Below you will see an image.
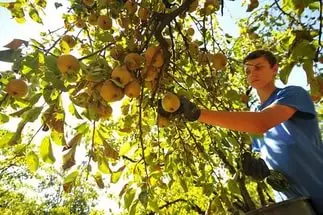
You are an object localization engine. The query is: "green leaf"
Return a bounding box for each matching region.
[111,166,125,183]
[0,113,9,124]
[35,0,47,8]
[124,188,136,209]
[51,130,66,146]
[93,172,105,189]
[63,170,79,192]
[279,63,295,84]
[98,156,111,174]
[0,49,21,62]
[62,146,77,171]
[26,151,39,172]
[40,136,56,164]
[129,200,138,215]
[22,106,43,122]
[291,40,316,60]
[68,103,83,119]
[303,60,315,83]
[119,142,132,156]
[138,190,148,208]
[28,8,43,24]
[227,179,240,195]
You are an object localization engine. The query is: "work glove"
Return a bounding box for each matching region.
[241,152,271,181]
[157,96,201,121]
[266,170,290,192]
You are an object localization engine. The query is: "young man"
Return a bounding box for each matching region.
[158,50,323,214]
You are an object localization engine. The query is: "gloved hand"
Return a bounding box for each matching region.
[157,96,201,121]
[241,152,270,181]
[266,170,290,192]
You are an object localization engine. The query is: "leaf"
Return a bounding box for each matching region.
[50,130,66,146]
[40,136,56,164]
[35,0,47,8]
[111,166,125,183]
[63,170,79,193]
[124,188,136,209]
[129,200,138,215]
[103,141,119,160]
[279,62,295,84]
[62,144,77,171]
[54,2,63,9]
[119,142,132,156]
[303,60,315,83]
[227,179,240,195]
[26,151,39,172]
[0,113,9,124]
[291,39,316,60]
[0,130,14,148]
[4,39,28,49]
[28,8,43,24]
[93,172,105,189]
[22,106,43,122]
[0,49,21,62]
[138,190,148,208]
[68,103,83,119]
[66,133,83,149]
[98,156,111,174]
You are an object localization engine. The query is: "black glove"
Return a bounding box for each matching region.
[266,170,290,192]
[157,96,201,122]
[178,96,201,121]
[241,152,270,181]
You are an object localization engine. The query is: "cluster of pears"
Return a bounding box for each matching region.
[5,79,28,98]
[158,92,181,128]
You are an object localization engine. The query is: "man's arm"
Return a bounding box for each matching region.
[198,104,297,134]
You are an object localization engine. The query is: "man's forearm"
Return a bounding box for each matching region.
[197,109,268,134]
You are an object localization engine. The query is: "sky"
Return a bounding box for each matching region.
[0,0,309,213]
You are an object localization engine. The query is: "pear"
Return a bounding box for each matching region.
[124,53,142,70]
[6,79,28,98]
[61,35,76,48]
[157,116,170,127]
[124,0,137,14]
[144,66,158,81]
[111,66,133,85]
[98,15,112,30]
[162,92,180,113]
[210,53,227,70]
[125,79,141,98]
[138,7,149,20]
[57,55,80,73]
[100,80,124,102]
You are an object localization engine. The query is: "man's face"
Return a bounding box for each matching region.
[244,57,278,89]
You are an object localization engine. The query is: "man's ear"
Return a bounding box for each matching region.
[273,64,279,76]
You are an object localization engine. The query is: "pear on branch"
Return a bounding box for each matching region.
[125,79,141,98]
[61,35,76,48]
[162,92,180,113]
[6,79,28,98]
[111,65,133,85]
[100,80,124,102]
[124,53,142,71]
[145,46,164,68]
[97,15,112,30]
[138,7,149,20]
[56,55,80,74]
[210,53,227,70]
[157,115,170,127]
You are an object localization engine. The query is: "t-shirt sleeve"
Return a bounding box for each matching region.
[272,86,316,119]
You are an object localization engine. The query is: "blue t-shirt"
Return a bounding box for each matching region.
[251,86,323,214]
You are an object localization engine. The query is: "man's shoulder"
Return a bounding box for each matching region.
[276,85,309,97]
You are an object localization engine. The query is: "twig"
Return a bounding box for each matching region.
[78,43,114,61]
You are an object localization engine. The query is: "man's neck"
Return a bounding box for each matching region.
[256,83,277,104]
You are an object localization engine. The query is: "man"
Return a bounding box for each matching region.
[158,50,323,214]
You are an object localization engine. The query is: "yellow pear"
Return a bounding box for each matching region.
[111,66,133,85]
[189,41,199,57]
[162,92,180,113]
[187,27,195,36]
[124,53,142,70]
[211,53,227,70]
[88,13,98,25]
[204,0,219,15]
[110,45,124,60]
[100,80,124,102]
[145,46,160,65]
[152,52,164,68]
[144,66,158,81]
[97,15,112,30]
[6,79,28,98]
[57,55,80,73]
[83,0,95,6]
[98,104,113,119]
[124,0,137,14]
[61,35,76,48]
[75,18,86,28]
[125,79,141,98]
[138,7,149,20]
[157,116,170,127]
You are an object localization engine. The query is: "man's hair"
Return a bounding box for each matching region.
[243,50,277,67]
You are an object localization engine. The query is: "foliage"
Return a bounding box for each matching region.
[0,0,322,214]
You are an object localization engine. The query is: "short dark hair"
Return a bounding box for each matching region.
[243,50,277,67]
